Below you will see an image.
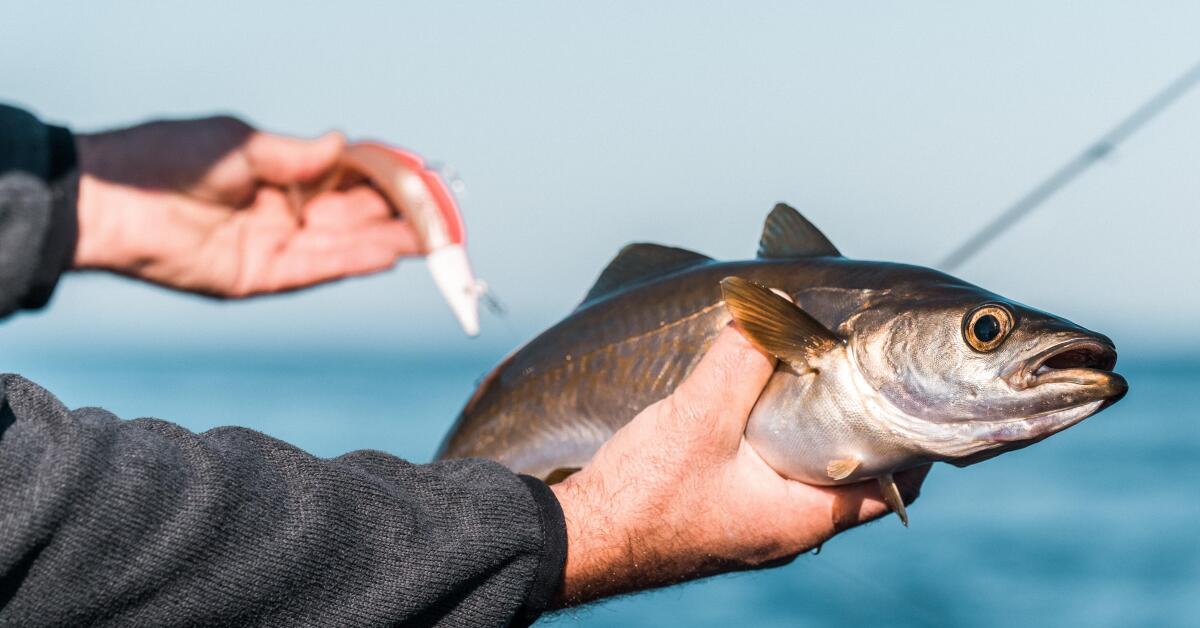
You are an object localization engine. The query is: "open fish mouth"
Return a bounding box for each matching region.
[952,340,1128,450]
[964,340,1125,449]
[1009,338,1125,399]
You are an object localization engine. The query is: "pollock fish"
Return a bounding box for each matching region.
[437,205,1128,523]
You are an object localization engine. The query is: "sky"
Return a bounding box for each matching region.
[1,2,1198,360]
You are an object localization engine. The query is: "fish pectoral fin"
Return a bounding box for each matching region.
[877,473,909,527]
[757,203,842,259]
[719,277,841,369]
[826,457,861,481]
[543,467,582,485]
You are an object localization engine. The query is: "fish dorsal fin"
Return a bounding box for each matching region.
[581,243,713,305]
[719,277,841,369]
[757,203,841,259]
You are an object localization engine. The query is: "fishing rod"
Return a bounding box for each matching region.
[940,58,1200,271]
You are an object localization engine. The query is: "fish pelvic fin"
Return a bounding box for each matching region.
[878,473,909,527]
[719,276,841,369]
[580,243,713,307]
[826,457,862,481]
[757,203,841,259]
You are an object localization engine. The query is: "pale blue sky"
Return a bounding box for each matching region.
[2,2,1198,359]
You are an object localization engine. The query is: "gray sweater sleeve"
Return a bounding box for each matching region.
[0,104,79,316]
[0,106,568,625]
[0,375,566,626]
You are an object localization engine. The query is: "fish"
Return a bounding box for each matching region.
[436,204,1128,524]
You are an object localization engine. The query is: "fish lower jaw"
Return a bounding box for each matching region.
[973,400,1104,444]
[914,400,1105,461]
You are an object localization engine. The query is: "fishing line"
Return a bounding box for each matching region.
[939,58,1200,271]
[480,284,524,343]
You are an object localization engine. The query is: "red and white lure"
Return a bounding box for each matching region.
[298,142,484,336]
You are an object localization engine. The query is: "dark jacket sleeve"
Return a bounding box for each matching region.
[0,103,79,317]
[0,374,566,627]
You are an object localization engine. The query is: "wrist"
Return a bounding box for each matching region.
[549,469,698,607]
[550,476,625,606]
[73,133,114,269]
[72,132,151,272]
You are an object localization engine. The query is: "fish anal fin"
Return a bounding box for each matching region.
[543,467,582,485]
[757,203,841,259]
[580,243,713,306]
[719,276,841,369]
[826,457,862,481]
[878,473,909,527]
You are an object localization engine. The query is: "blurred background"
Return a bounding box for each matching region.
[2,2,1197,626]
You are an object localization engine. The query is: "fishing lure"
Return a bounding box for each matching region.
[295,142,484,336]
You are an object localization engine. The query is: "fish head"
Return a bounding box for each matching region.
[845,269,1127,461]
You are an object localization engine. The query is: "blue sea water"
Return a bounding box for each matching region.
[5,350,1197,628]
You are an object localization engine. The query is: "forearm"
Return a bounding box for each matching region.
[0,104,79,317]
[0,375,565,626]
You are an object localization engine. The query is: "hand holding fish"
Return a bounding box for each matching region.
[73,116,422,297]
[550,326,929,606]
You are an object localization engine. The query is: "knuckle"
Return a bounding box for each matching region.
[662,395,707,429]
[656,395,728,456]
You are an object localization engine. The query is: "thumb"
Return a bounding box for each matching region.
[245,130,347,185]
[666,324,776,445]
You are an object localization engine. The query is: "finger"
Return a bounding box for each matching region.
[802,464,933,537]
[302,186,393,231]
[262,223,423,291]
[245,130,347,186]
[757,463,931,551]
[281,245,405,289]
[665,324,776,444]
[292,221,422,259]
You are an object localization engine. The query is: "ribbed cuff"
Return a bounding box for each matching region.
[0,393,14,442]
[513,475,567,626]
[19,125,79,310]
[46,125,76,181]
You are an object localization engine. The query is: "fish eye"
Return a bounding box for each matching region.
[963,304,1015,352]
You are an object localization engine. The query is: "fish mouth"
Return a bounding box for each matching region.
[1008,338,1127,404]
[961,340,1126,450]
